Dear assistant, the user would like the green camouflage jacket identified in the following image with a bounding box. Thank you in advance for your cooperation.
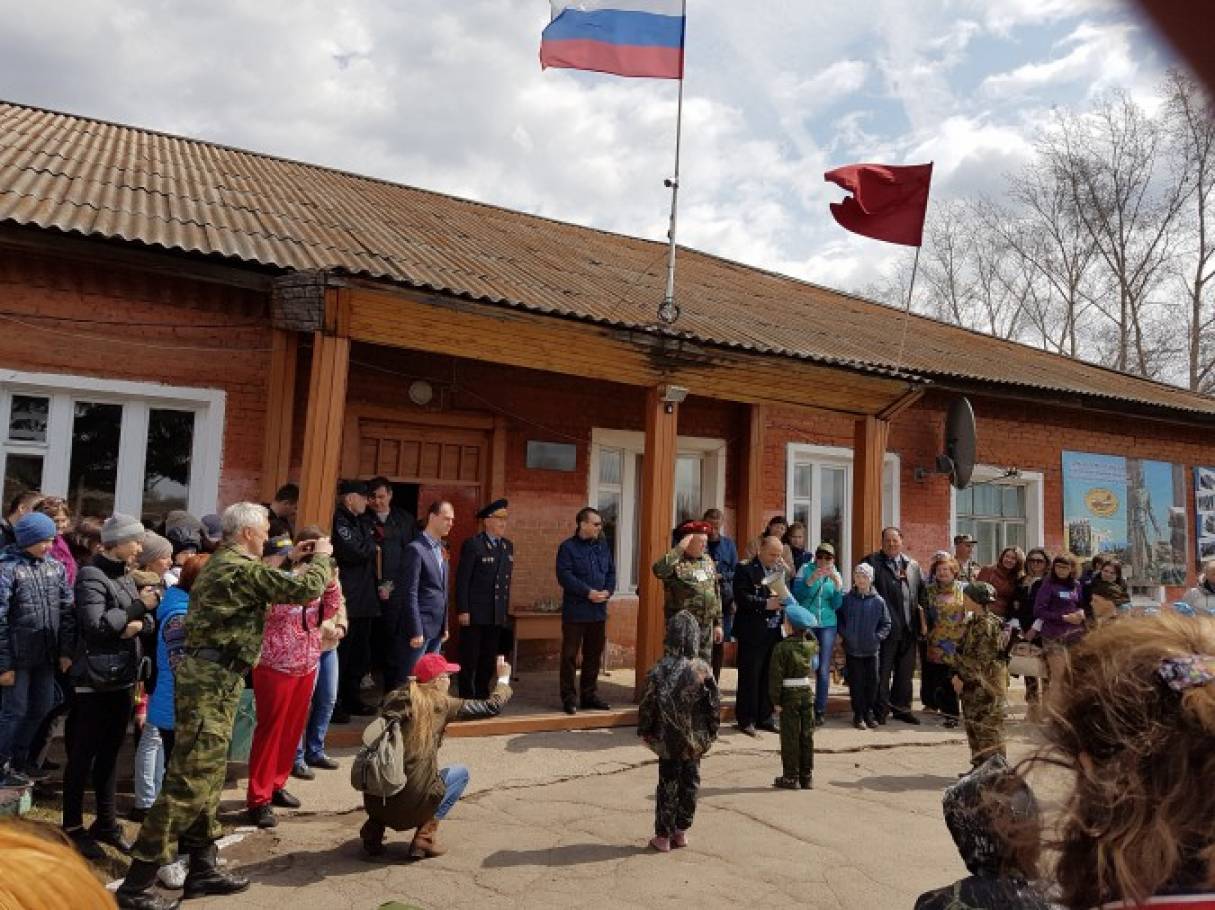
[652,547,722,630]
[768,634,820,705]
[185,543,334,666]
[954,610,1007,692]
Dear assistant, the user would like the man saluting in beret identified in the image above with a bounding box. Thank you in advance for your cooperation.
[454,499,514,699]
[652,521,723,663]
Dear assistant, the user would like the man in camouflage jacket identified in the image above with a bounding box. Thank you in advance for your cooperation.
[118,503,335,910]
[652,520,723,662]
[951,582,1009,770]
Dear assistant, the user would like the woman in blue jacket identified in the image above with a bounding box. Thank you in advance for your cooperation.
[791,543,844,726]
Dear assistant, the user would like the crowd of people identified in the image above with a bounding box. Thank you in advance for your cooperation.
[2,483,1215,908]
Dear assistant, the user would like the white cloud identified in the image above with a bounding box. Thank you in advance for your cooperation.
[980,21,1138,99]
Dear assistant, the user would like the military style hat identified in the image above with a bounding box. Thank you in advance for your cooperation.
[814,542,836,558]
[678,519,713,535]
[963,581,998,605]
[477,498,509,520]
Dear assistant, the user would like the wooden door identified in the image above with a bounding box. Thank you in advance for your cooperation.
[355,417,489,659]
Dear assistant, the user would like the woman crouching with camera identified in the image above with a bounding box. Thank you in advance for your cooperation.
[360,652,510,859]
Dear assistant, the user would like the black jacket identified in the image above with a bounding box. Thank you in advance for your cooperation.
[862,550,923,640]
[456,532,514,626]
[0,546,73,672]
[0,520,14,549]
[66,554,154,690]
[333,506,380,620]
[731,559,784,643]
[371,507,417,597]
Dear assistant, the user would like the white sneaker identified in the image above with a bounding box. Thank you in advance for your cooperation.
[157,857,188,889]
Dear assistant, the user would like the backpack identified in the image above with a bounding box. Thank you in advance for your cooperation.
[350,715,407,799]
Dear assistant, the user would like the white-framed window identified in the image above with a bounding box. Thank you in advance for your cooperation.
[950,465,1044,565]
[588,429,726,593]
[0,370,225,525]
[785,443,901,576]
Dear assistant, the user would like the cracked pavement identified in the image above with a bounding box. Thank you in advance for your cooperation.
[190,700,1043,910]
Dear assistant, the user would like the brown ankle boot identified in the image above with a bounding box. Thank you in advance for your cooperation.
[360,818,386,857]
[408,818,445,859]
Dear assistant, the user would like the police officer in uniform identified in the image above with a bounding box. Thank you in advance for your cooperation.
[652,520,723,662]
[332,480,379,718]
[455,499,514,699]
[117,502,333,910]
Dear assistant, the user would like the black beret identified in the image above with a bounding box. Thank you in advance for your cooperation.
[476,498,509,519]
[338,479,368,496]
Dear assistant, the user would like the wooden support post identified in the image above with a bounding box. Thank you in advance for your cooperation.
[296,290,351,531]
[634,386,679,700]
[259,329,298,502]
[735,404,766,544]
[851,415,891,564]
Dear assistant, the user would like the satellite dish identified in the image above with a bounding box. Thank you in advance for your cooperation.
[942,397,977,489]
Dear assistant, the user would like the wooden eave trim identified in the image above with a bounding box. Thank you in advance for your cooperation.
[342,282,916,417]
[0,223,275,292]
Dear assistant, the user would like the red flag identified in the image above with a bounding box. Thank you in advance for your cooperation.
[824,162,933,247]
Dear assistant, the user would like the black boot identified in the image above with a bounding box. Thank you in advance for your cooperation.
[116,859,181,910]
[182,843,250,898]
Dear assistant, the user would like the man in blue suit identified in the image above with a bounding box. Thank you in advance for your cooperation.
[397,501,455,683]
[555,507,616,715]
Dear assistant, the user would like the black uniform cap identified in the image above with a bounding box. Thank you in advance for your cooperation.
[476,498,509,520]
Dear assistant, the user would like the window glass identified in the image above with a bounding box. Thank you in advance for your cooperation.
[794,463,813,499]
[675,455,702,526]
[142,408,194,526]
[599,447,622,486]
[2,453,43,508]
[68,401,122,518]
[956,486,973,514]
[526,441,576,472]
[820,465,846,553]
[8,395,48,443]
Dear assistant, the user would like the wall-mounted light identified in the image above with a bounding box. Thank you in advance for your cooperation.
[408,380,434,407]
[658,384,688,413]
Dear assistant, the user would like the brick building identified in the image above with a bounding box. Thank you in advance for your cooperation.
[1,101,1213,687]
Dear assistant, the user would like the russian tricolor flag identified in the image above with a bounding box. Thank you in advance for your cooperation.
[541,1,686,80]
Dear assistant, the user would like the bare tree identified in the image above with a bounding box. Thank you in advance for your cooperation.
[1163,69,1215,394]
[1041,91,1192,378]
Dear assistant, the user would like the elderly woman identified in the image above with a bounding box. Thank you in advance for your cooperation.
[923,554,966,729]
[360,652,512,860]
[1182,559,1215,614]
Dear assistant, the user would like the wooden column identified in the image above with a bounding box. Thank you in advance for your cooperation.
[735,403,767,543]
[634,386,679,700]
[259,329,299,502]
[851,415,891,564]
[296,289,351,531]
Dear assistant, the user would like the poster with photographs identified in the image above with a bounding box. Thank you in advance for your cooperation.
[1198,467,1215,562]
[1062,451,1188,584]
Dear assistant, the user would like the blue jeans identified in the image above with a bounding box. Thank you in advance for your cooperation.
[132,723,166,810]
[435,763,469,820]
[401,635,443,680]
[296,649,339,765]
[0,663,57,770]
[811,626,837,717]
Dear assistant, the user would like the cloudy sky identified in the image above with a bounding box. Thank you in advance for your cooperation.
[0,0,1180,294]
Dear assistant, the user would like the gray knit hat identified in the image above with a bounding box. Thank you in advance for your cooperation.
[137,531,172,567]
[101,513,146,546]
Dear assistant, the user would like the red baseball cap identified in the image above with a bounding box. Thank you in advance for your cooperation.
[413,653,461,684]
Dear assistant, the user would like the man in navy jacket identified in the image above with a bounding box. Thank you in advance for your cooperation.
[397,501,454,684]
[555,507,616,714]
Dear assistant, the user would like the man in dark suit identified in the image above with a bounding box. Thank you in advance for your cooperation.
[863,526,924,725]
[732,535,786,735]
[367,476,417,688]
[555,507,616,714]
[332,480,379,719]
[398,500,454,682]
[455,498,514,699]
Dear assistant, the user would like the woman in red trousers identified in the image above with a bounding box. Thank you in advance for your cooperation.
[246,527,343,827]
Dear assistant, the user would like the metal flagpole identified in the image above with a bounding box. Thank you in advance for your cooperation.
[657,0,688,325]
[892,244,922,374]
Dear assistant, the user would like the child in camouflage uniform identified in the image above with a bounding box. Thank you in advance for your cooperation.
[950,582,1010,770]
[768,601,819,790]
[638,610,720,853]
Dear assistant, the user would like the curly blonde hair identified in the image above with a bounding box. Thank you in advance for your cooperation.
[1036,611,1215,908]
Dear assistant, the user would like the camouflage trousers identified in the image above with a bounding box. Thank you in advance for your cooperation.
[778,686,814,779]
[131,656,244,865]
[655,758,700,836]
[960,680,1006,767]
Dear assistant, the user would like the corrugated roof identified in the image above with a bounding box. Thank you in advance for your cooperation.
[1,99,1213,418]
